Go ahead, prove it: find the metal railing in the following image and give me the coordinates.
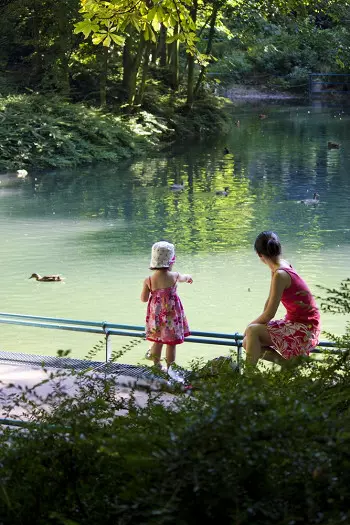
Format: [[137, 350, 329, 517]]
[[0, 312, 245, 362], [0, 312, 341, 364], [309, 73, 350, 98], [0, 313, 345, 432]]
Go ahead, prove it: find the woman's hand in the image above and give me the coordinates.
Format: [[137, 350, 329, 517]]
[[186, 275, 193, 284]]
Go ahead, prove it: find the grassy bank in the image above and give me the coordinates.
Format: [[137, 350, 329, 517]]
[[0, 93, 233, 172]]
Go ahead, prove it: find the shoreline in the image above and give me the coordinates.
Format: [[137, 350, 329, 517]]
[[0, 85, 304, 173], [223, 85, 303, 101]]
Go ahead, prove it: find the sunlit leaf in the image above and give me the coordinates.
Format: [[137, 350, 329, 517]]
[[110, 33, 125, 46]]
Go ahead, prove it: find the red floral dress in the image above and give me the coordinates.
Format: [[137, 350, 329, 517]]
[[267, 267, 321, 359], [145, 275, 190, 345]]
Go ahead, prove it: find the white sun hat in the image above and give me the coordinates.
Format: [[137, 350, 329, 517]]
[[150, 241, 176, 269]]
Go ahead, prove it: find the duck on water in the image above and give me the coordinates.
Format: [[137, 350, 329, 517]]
[[29, 273, 64, 282], [169, 181, 185, 191], [216, 187, 230, 196], [299, 192, 320, 205]]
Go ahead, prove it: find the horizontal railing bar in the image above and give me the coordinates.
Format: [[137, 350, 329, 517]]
[[107, 323, 146, 331], [0, 417, 70, 432], [108, 329, 145, 338], [0, 312, 341, 350], [312, 91, 349, 94], [311, 81, 350, 85], [186, 337, 240, 346], [310, 73, 350, 76], [0, 312, 104, 328], [311, 347, 344, 354], [0, 314, 147, 333], [0, 418, 34, 429], [190, 331, 243, 340], [0, 319, 103, 334]]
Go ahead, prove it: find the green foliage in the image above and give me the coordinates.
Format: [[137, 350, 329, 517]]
[[318, 279, 350, 349], [1, 349, 350, 523], [76, 0, 210, 55], [0, 94, 154, 170], [0, 90, 233, 170], [318, 279, 350, 315], [212, 10, 350, 91], [208, 49, 254, 82], [159, 94, 234, 139]]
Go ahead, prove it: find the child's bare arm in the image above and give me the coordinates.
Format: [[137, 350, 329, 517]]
[[140, 278, 151, 302], [177, 273, 193, 284]]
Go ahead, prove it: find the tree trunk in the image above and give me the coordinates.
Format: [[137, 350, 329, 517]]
[[122, 32, 134, 95], [194, 2, 219, 97], [135, 42, 151, 105], [56, 2, 71, 95], [151, 42, 158, 64], [158, 24, 167, 67], [168, 24, 179, 90], [186, 0, 198, 108], [31, 0, 41, 81], [100, 46, 108, 107], [122, 31, 146, 107]]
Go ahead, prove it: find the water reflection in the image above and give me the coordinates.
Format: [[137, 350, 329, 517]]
[[0, 104, 349, 361], [2, 104, 350, 255]]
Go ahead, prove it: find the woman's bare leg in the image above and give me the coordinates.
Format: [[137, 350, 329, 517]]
[[150, 342, 163, 366], [261, 348, 287, 366], [165, 345, 176, 368], [243, 324, 275, 366]]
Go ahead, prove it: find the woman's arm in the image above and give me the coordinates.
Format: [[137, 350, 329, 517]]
[[248, 270, 288, 325], [177, 273, 193, 284], [140, 278, 151, 302]]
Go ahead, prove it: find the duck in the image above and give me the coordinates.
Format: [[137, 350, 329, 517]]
[[29, 273, 63, 282], [216, 187, 230, 196], [328, 141, 340, 149], [169, 181, 185, 191], [300, 192, 320, 205], [16, 169, 28, 178], [259, 114, 267, 119]]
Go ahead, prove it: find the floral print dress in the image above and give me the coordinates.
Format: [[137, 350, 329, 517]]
[[145, 275, 190, 345], [267, 267, 321, 359]]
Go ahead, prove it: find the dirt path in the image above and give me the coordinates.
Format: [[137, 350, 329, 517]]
[[0, 363, 177, 422]]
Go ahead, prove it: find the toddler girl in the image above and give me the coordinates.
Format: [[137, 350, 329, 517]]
[[141, 241, 192, 369]]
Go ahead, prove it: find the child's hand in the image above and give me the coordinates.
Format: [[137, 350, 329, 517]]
[[186, 275, 193, 284]]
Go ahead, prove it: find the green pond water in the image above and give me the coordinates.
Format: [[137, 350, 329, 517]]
[[0, 103, 349, 365]]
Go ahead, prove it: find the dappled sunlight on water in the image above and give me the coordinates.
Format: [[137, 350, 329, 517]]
[[0, 104, 350, 364]]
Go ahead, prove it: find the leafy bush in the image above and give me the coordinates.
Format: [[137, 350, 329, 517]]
[[207, 50, 254, 84], [214, 16, 350, 92], [1, 346, 350, 524], [0, 94, 154, 171], [0, 281, 349, 524], [0, 91, 233, 171]]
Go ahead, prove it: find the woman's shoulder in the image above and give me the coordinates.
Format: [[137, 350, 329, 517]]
[[274, 268, 292, 278], [273, 267, 293, 287]]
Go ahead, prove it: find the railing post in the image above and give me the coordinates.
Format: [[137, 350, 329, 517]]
[[102, 322, 112, 362], [309, 73, 312, 99], [237, 343, 242, 370], [233, 332, 242, 368]]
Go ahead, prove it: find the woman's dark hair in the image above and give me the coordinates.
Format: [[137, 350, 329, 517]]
[[254, 231, 281, 258]]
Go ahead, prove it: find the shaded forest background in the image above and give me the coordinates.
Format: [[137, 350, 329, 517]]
[[0, 0, 349, 170]]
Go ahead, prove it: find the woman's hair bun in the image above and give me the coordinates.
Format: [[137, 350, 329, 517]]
[[254, 231, 281, 257]]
